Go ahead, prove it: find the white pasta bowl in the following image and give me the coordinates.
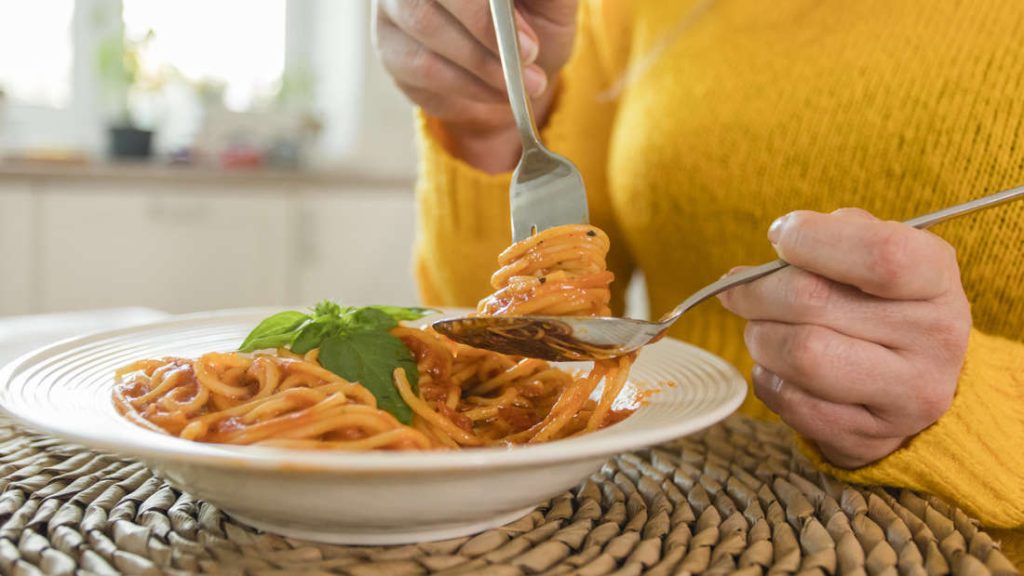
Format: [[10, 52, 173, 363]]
[[0, 309, 746, 545]]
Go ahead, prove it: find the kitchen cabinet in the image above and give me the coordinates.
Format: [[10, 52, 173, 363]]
[[36, 182, 294, 313], [295, 188, 419, 306], [0, 182, 35, 315], [0, 169, 419, 317]]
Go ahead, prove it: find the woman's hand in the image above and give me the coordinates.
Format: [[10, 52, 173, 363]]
[[373, 0, 578, 172], [718, 208, 972, 468]]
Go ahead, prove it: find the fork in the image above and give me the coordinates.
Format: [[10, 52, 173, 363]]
[[489, 0, 590, 241]]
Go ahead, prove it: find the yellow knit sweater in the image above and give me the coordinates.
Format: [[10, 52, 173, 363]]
[[413, 0, 1024, 564]]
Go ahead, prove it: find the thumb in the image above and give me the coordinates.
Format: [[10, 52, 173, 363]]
[[516, 0, 578, 72], [518, 0, 578, 28]]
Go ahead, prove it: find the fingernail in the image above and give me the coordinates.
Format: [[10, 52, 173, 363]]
[[518, 31, 538, 63], [752, 364, 765, 380], [767, 214, 790, 245], [753, 364, 784, 393], [524, 65, 547, 96]]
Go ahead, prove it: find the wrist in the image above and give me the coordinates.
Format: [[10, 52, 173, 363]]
[[432, 79, 561, 175], [439, 124, 522, 174]]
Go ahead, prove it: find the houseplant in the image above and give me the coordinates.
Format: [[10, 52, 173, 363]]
[[96, 29, 157, 159]]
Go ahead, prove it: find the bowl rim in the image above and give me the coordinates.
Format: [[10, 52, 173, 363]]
[[0, 308, 746, 474]]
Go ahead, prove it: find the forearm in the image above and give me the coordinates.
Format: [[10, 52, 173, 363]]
[[414, 111, 512, 308]]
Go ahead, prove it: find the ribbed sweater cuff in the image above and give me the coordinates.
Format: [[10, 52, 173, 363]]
[[414, 110, 511, 240], [798, 329, 1024, 528]]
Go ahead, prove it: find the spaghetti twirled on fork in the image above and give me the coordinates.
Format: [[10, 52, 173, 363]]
[[114, 224, 637, 450]]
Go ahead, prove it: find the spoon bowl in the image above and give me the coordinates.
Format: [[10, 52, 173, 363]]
[[432, 315, 664, 361]]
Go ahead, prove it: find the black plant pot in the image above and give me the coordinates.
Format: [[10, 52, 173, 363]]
[[108, 126, 153, 159]]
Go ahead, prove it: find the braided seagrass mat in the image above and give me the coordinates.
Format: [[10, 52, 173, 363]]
[[0, 414, 1017, 576]]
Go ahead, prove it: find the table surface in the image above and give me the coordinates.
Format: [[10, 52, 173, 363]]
[[0, 310, 1016, 575]]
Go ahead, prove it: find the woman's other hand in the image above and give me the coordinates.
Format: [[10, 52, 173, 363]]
[[374, 0, 578, 172], [718, 208, 971, 468]]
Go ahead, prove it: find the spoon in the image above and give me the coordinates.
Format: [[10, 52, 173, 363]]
[[432, 186, 1024, 361]]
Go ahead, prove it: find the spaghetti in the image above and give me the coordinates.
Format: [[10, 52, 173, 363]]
[[478, 224, 636, 443], [114, 224, 637, 450]]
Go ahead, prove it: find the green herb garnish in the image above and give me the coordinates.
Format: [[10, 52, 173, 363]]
[[238, 310, 310, 352], [319, 331, 420, 424], [238, 301, 437, 424]]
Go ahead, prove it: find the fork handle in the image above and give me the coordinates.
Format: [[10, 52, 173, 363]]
[[658, 184, 1024, 325], [489, 0, 543, 153]]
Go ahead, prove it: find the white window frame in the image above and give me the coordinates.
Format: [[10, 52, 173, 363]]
[[1, 0, 360, 160], [1, 0, 116, 155]]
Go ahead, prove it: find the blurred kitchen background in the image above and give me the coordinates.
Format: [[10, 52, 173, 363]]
[[0, 0, 422, 317]]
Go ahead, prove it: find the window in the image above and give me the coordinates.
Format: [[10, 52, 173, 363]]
[[0, 0, 75, 108], [0, 0, 378, 165], [121, 0, 287, 112]]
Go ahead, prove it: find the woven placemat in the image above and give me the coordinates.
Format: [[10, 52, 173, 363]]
[[0, 415, 1016, 576]]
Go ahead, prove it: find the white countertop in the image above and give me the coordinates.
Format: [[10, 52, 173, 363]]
[[0, 307, 169, 367], [0, 159, 413, 188]]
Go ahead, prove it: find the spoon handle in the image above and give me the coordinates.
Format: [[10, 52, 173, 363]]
[[904, 185, 1024, 228], [658, 185, 1024, 325], [489, 0, 543, 153]]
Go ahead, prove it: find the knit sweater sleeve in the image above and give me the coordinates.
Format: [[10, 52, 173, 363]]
[[798, 328, 1024, 529], [413, 0, 635, 311]]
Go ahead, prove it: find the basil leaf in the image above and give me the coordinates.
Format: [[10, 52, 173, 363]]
[[239, 311, 309, 352], [343, 307, 398, 332], [313, 300, 345, 319], [291, 320, 339, 355], [366, 306, 438, 321], [318, 332, 419, 424]]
